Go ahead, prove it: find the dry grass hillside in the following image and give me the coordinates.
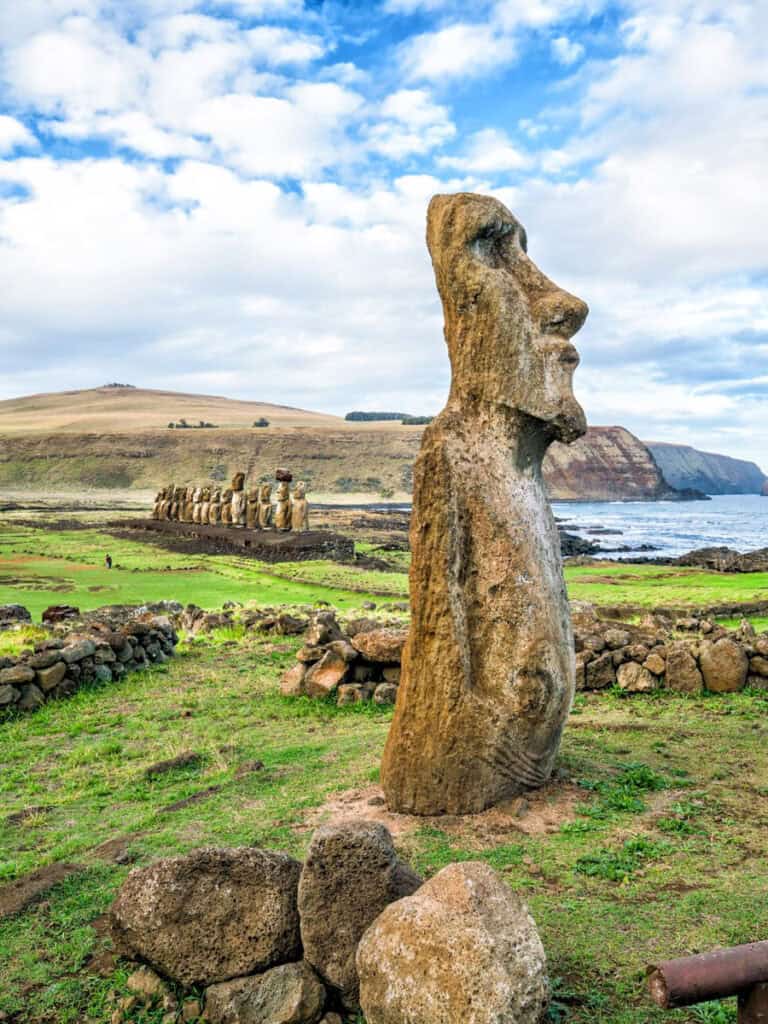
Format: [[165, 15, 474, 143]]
[[0, 387, 677, 501], [0, 386, 345, 434]]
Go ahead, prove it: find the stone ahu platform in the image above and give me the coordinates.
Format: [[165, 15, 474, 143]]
[[126, 519, 354, 563]]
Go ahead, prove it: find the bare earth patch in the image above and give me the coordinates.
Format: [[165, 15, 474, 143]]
[[301, 780, 583, 842], [0, 863, 82, 920]]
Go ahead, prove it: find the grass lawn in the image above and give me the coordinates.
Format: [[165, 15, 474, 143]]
[[2, 520, 768, 624], [1, 632, 767, 1023]]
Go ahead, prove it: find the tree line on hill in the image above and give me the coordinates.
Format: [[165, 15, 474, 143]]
[[345, 411, 433, 425]]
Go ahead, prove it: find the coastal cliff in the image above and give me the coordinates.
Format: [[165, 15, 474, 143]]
[[646, 442, 767, 495]]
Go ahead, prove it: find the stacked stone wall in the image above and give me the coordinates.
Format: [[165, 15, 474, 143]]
[[0, 606, 178, 715]]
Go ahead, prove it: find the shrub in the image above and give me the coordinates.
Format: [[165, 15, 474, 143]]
[[253, 418, 270, 427]]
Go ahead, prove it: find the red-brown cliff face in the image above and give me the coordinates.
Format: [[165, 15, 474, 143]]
[[544, 426, 678, 501]]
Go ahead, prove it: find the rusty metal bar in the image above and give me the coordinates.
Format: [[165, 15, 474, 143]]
[[647, 942, 768, 1009], [740, 983, 768, 1024]]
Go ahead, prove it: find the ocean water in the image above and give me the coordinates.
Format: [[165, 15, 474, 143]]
[[552, 494, 768, 560]]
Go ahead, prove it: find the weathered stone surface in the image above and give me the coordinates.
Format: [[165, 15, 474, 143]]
[[280, 663, 307, 697], [0, 604, 31, 627], [298, 821, 422, 1010], [304, 650, 348, 698], [336, 683, 363, 706], [0, 684, 19, 705], [17, 684, 45, 710], [382, 193, 587, 815], [585, 651, 616, 690], [357, 861, 548, 1024], [36, 661, 67, 692], [111, 847, 302, 986], [351, 629, 407, 664], [573, 650, 590, 690], [0, 664, 35, 686], [616, 662, 656, 693], [664, 643, 703, 693], [748, 655, 768, 678], [204, 963, 325, 1024], [28, 650, 64, 669], [700, 638, 748, 693], [643, 652, 666, 676], [306, 612, 343, 647], [373, 683, 398, 705], [61, 639, 96, 664], [604, 628, 631, 650]]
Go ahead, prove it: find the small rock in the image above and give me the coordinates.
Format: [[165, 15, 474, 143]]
[[304, 650, 349, 697], [604, 628, 631, 650], [0, 664, 35, 686], [126, 966, 171, 1005], [643, 652, 666, 676], [585, 651, 615, 690], [700, 638, 748, 693], [664, 643, 703, 693], [0, 684, 20, 706], [280, 663, 307, 697], [35, 661, 67, 692], [373, 682, 398, 705], [61, 639, 96, 664], [749, 655, 768, 678], [204, 962, 325, 1024], [17, 683, 45, 711], [182, 998, 202, 1021], [616, 662, 656, 693]]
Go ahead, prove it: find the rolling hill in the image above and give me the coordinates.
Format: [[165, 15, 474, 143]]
[[0, 386, 694, 502]]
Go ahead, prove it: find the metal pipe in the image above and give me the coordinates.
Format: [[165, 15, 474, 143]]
[[648, 943, 768, 1009]]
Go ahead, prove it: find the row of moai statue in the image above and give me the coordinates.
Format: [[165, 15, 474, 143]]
[[151, 471, 309, 532]]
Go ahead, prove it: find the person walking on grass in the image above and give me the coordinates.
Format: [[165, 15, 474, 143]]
[[105, 553, 113, 570]]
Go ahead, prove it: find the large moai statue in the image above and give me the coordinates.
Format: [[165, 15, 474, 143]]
[[183, 486, 195, 523], [200, 486, 211, 525], [258, 483, 274, 529], [274, 481, 292, 531], [220, 488, 233, 526], [246, 485, 260, 529], [290, 481, 310, 532], [191, 486, 203, 524], [161, 484, 174, 519], [231, 472, 247, 527], [151, 490, 164, 519], [381, 193, 588, 816], [208, 487, 222, 525]]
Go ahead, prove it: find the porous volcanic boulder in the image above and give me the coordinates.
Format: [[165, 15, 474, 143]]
[[280, 663, 307, 697], [643, 651, 666, 676], [304, 650, 349, 698], [111, 847, 302, 986], [664, 643, 703, 694], [749, 656, 768, 678], [60, 639, 96, 664], [42, 604, 80, 624], [357, 861, 548, 1024], [699, 638, 748, 693], [204, 962, 326, 1024], [305, 612, 343, 647], [298, 821, 422, 1010], [350, 629, 407, 664], [616, 662, 656, 693]]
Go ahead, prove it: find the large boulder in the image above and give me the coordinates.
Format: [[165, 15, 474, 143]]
[[664, 643, 703, 693], [699, 638, 748, 693], [0, 604, 31, 628], [357, 861, 548, 1024], [204, 962, 326, 1024], [350, 629, 407, 664], [298, 822, 421, 1010], [585, 651, 616, 690], [111, 847, 302, 986], [0, 664, 35, 686]]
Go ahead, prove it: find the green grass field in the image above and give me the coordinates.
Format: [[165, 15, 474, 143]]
[[1, 515, 767, 1023], [1, 635, 767, 1023], [2, 519, 768, 622]]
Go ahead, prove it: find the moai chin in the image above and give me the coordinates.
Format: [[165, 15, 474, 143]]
[[381, 193, 588, 816]]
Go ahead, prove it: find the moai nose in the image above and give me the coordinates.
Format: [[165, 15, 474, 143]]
[[533, 287, 588, 338]]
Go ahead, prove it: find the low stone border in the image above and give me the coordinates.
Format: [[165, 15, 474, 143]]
[[0, 610, 178, 715], [281, 607, 768, 702], [280, 612, 407, 706]]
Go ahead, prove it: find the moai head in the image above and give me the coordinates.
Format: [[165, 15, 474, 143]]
[[202, 486, 210, 501], [426, 192, 587, 444], [231, 472, 245, 492], [276, 481, 290, 500], [222, 488, 232, 502], [294, 481, 306, 500], [211, 487, 221, 503], [260, 483, 272, 501]]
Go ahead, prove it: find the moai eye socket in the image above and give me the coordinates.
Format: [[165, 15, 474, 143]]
[[471, 219, 527, 266]]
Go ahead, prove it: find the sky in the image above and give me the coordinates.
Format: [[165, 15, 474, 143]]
[[0, 0, 766, 467]]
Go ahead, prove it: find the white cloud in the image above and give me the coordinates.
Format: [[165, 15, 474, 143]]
[[551, 34, 584, 65], [439, 128, 530, 174], [0, 116, 37, 154], [399, 23, 516, 81], [368, 89, 455, 158], [245, 26, 326, 66]]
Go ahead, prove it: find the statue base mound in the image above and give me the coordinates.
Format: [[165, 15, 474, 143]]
[[124, 519, 354, 563]]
